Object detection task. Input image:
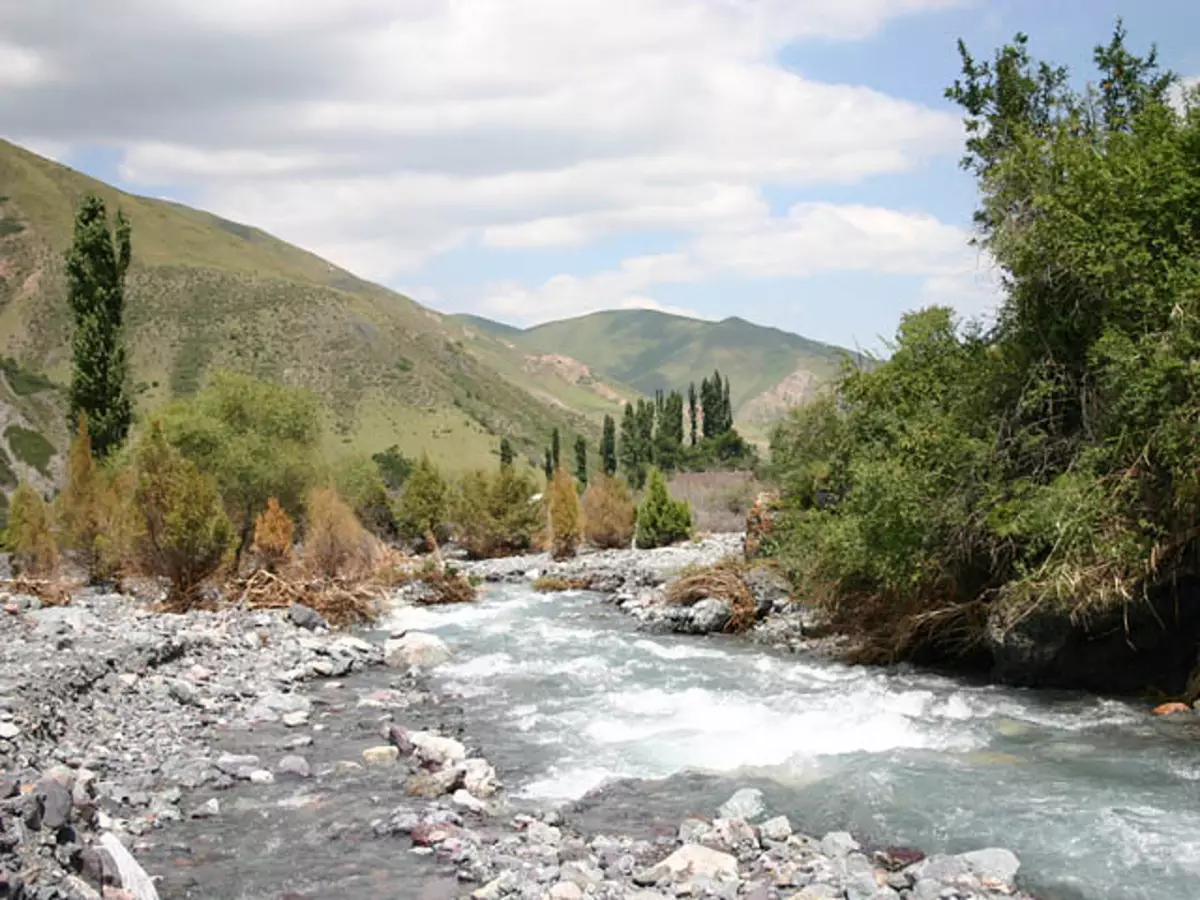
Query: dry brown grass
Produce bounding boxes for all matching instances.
[664,557,757,633]
[1,576,75,607]
[582,474,636,549]
[547,469,583,560]
[532,574,592,593]
[252,497,295,573]
[236,568,381,628]
[668,471,758,534]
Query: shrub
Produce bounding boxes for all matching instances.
[8,481,58,576]
[664,557,757,632]
[635,468,693,549]
[135,423,234,607]
[93,466,139,582]
[454,465,541,558]
[161,371,321,558]
[532,574,591,592]
[582,474,636,549]
[304,486,377,579]
[56,416,102,574]
[334,455,396,537]
[372,444,413,490]
[394,454,450,547]
[252,497,295,573]
[547,469,583,560]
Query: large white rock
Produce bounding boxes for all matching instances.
[409,731,467,765]
[635,843,738,886]
[384,632,451,669]
[99,833,160,900]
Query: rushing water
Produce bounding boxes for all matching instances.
[385,584,1200,900]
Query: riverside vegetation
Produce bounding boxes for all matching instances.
[764,25,1200,695]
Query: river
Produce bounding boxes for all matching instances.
[383,584,1200,900]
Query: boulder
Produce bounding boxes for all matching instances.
[718,787,764,821]
[958,847,1020,888]
[760,816,792,842]
[460,758,499,797]
[676,598,732,635]
[406,767,462,798]
[35,776,73,829]
[743,565,791,618]
[276,755,312,778]
[634,843,738,886]
[409,731,467,765]
[819,831,860,858]
[288,602,328,631]
[384,632,452,670]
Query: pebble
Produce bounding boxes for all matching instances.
[277,755,312,778]
[190,798,220,819]
[0,722,19,740]
[362,745,400,766]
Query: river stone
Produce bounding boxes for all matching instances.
[548,884,582,900]
[385,632,452,669]
[908,854,969,884]
[959,848,1020,887]
[0,722,19,740]
[718,787,765,821]
[452,788,486,813]
[288,602,328,631]
[36,777,73,829]
[634,844,738,886]
[189,798,220,819]
[277,755,312,778]
[460,758,499,797]
[760,815,792,842]
[682,598,733,634]
[792,886,841,900]
[409,731,467,765]
[406,767,462,798]
[525,820,562,846]
[215,753,260,778]
[820,831,860,858]
[679,817,712,844]
[362,745,400,766]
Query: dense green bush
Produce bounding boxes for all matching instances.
[454,465,541,558]
[767,25,1200,663]
[635,468,693,549]
[394,454,450,546]
[333,455,396,537]
[7,481,57,575]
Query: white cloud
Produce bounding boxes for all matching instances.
[481,202,999,325]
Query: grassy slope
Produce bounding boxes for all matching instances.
[0,139,600,474]
[452,309,857,440]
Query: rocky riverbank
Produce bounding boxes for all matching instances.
[0,556,1040,900]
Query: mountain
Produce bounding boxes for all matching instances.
[450,309,858,439]
[0,139,618,480]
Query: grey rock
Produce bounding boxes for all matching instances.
[909,854,969,884]
[759,815,792,842]
[718,787,764,821]
[288,602,328,631]
[0,721,20,740]
[277,755,312,778]
[384,632,452,669]
[189,798,220,819]
[959,847,1020,887]
[684,597,733,634]
[820,831,860,858]
[36,777,73,829]
[792,885,841,900]
[167,678,199,706]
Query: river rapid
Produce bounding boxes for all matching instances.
[386,584,1200,900]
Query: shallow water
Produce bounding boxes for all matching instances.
[386,585,1200,900]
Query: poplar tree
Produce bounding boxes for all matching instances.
[499,437,514,468]
[66,195,133,458]
[601,414,617,476]
[574,435,588,485]
[550,427,561,472]
[687,382,698,446]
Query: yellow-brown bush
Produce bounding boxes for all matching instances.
[56,416,101,574]
[547,469,582,560]
[8,481,58,576]
[135,422,234,607]
[304,486,378,578]
[93,467,140,582]
[253,497,295,573]
[582,474,635,549]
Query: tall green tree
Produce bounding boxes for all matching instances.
[601,414,617,476]
[574,435,588,485]
[722,377,733,432]
[543,447,554,481]
[619,403,643,488]
[687,382,698,446]
[65,195,133,458]
[499,436,514,468]
[550,427,561,472]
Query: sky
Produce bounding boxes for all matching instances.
[2,1,1198,352]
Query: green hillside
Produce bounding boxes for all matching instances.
[0,139,601,475]
[450,309,859,438]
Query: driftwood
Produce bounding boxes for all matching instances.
[0,577,73,607]
[235,569,381,627]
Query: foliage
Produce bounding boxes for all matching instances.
[65,195,133,457]
[581,473,636,549]
[304,486,377,579]
[134,422,234,606]
[7,481,58,576]
[547,469,583,560]
[5,425,55,477]
[574,435,588,485]
[56,416,102,575]
[252,497,294,573]
[600,415,617,476]
[92,466,140,582]
[334,454,396,537]
[635,468,693,549]
[372,445,413,490]
[453,465,542,558]
[161,371,321,556]
[768,24,1200,665]
[550,427,561,473]
[499,436,515,468]
[394,453,450,546]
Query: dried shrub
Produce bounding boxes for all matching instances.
[304,486,378,579]
[7,482,58,577]
[388,559,478,605]
[668,471,758,534]
[253,497,295,573]
[56,416,101,575]
[635,468,693,549]
[454,466,541,558]
[93,466,140,582]
[547,469,582,560]
[664,557,756,632]
[135,422,234,608]
[237,569,380,628]
[582,474,635,550]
